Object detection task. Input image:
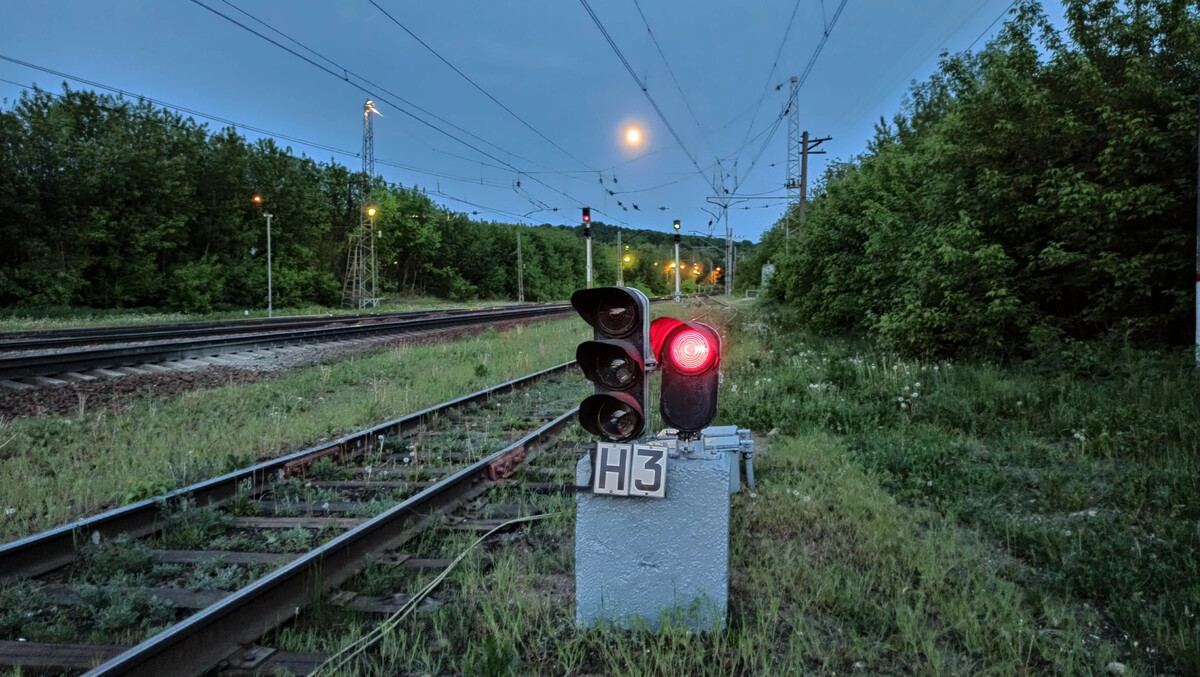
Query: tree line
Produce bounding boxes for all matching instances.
[0,86,745,313]
[746,0,1198,356]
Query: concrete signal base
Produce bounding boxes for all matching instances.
[574,451,730,631]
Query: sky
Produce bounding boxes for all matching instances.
[0,0,1068,243]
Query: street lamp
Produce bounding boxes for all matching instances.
[367,206,379,302]
[253,195,273,318]
[673,219,681,301]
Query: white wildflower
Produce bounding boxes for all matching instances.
[809,383,820,390]
[1016,401,1023,406]
[910,391,919,398]
[3,508,15,516]
[914,382,921,388]
[731,384,739,393]
[803,495,811,502]
[933,365,939,371]
[897,396,905,402]
[900,402,908,409]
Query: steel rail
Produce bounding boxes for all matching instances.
[0,303,572,380]
[0,361,577,581]
[0,303,535,350]
[84,408,578,677]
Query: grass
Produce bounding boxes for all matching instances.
[0,294,491,332]
[0,317,589,542]
[254,426,1129,675]
[718,304,1199,675]
[237,299,1190,676]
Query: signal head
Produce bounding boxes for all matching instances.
[658,321,722,435]
[572,287,651,442]
[582,207,591,223]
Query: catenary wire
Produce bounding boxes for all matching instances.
[366,0,595,171]
[577,0,720,196]
[0,59,515,190]
[189,0,631,224]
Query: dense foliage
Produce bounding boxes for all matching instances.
[0,87,730,312]
[750,0,1199,356]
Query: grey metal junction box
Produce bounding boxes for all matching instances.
[574,449,731,632]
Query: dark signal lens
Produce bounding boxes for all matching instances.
[596,399,640,439]
[595,354,635,389]
[596,297,635,336]
[669,329,713,373]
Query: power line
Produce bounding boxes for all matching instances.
[366,0,595,172]
[189,0,630,224]
[0,57,511,189]
[737,0,803,152]
[213,0,551,173]
[737,0,849,187]
[630,0,709,149]
[967,0,1018,51]
[577,0,719,195]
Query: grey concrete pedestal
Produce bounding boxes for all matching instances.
[574,451,730,631]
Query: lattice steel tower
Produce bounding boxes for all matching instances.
[784,76,800,251]
[343,99,382,308]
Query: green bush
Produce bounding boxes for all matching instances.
[168,258,225,313]
[760,0,1199,357]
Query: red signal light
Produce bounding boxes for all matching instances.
[669,329,714,373]
[582,207,591,223]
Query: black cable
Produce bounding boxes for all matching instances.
[967,0,1018,50]
[189,0,628,223]
[630,0,709,144]
[577,0,719,196]
[367,0,595,172]
[0,58,511,189]
[737,0,803,151]
[737,0,849,187]
[213,0,548,172]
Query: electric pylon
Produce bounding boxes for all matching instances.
[784,76,800,251]
[343,99,382,308]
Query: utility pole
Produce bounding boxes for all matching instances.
[517,231,524,303]
[343,99,382,308]
[1194,90,1199,365]
[798,131,831,230]
[265,212,273,318]
[724,206,733,296]
[673,219,681,301]
[616,231,623,287]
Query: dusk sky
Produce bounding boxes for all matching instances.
[0,0,1067,242]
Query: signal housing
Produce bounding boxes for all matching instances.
[657,320,721,436]
[572,287,651,442]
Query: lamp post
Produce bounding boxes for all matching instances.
[265,212,273,318]
[673,220,681,301]
[252,195,274,318]
[367,206,378,303]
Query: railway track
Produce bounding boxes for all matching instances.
[0,363,587,676]
[0,304,534,351]
[0,302,575,385]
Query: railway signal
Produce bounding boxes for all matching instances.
[653,318,721,436]
[582,207,593,288]
[572,287,651,442]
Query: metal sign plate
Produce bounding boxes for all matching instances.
[592,443,666,498]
